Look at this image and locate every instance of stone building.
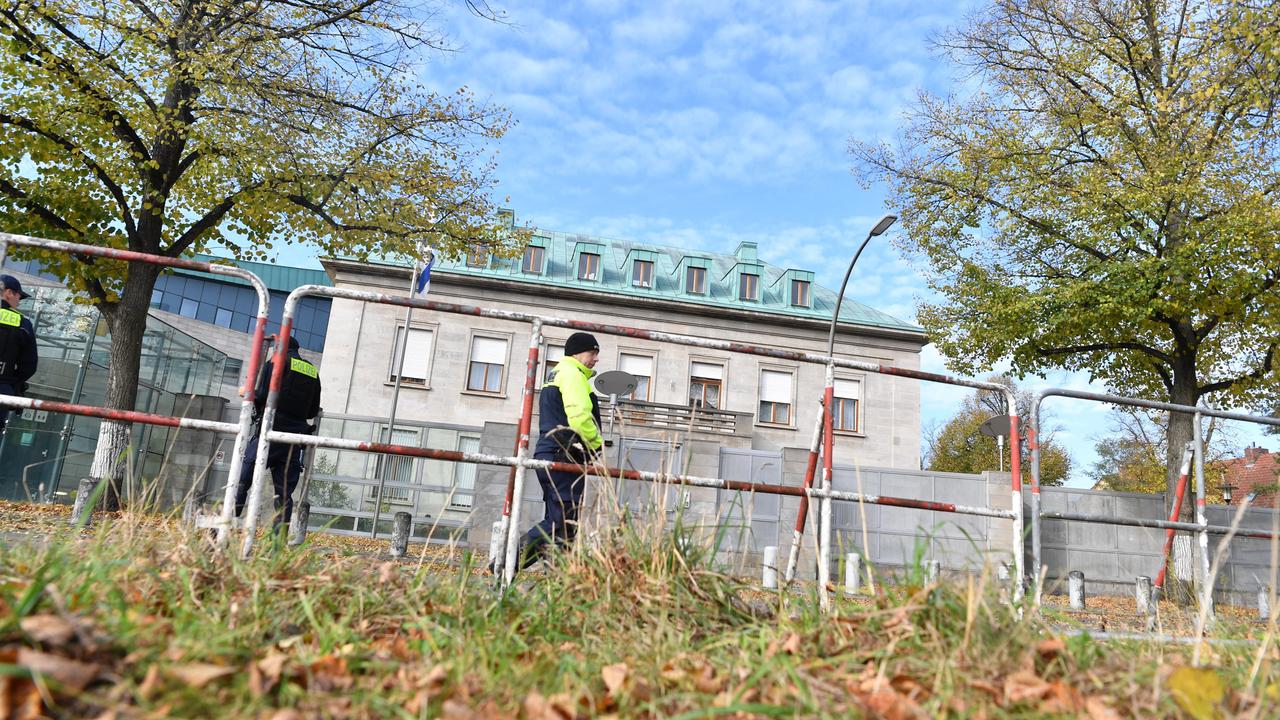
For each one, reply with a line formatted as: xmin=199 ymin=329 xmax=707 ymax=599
xmin=314 ymin=225 xmax=927 ymax=558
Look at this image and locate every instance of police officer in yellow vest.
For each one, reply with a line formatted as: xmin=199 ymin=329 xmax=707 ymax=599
xmin=517 ymin=332 xmax=603 ymax=570
xmin=0 ymin=275 xmax=38 ymax=432
xmin=235 ymin=335 xmax=321 ymax=529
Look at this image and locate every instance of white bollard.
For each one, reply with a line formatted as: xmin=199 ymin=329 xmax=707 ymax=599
xmin=1136 ymin=576 xmax=1153 ymax=616
xmin=845 ymin=553 xmax=861 ymax=595
xmin=1260 ymin=586 xmax=1271 ymax=622
xmin=762 ymin=546 xmax=778 ymax=589
xmin=1068 ymin=571 xmax=1086 ymax=610
xmin=488 ymin=520 xmax=504 ymax=572
xmin=928 ymin=560 xmax=941 ymax=584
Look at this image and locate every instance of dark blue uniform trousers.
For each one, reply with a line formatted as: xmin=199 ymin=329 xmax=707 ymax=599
xmin=0 ymin=381 xmax=14 ymax=431
xmin=518 ymin=451 xmax=585 ymax=568
xmin=235 ymin=432 xmax=305 ymax=529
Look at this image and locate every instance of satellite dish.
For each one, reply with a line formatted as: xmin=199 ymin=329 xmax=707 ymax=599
xmin=979 ymin=415 xmax=1012 ymax=438
xmin=594 ymin=370 xmax=638 ymax=398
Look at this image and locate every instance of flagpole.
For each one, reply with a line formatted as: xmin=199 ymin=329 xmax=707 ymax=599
xmin=371 ymin=247 xmax=432 ymax=538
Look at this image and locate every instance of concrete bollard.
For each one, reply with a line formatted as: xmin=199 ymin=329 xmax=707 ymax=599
xmin=1068 ymin=571 xmax=1086 ymax=610
xmin=287 ymin=501 xmax=310 ymax=547
xmin=70 ymin=478 xmax=97 ymax=527
xmin=181 ymin=490 xmax=204 ymax=528
xmin=928 ymin=560 xmax=941 ymax=584
xmin=762 ymin=545 xmax=778 ymax=589
xmin=488 ymin=521 xmax=504 ymax=572
xmin=1135 ymin=576 xmax=1153 ymax=616
xmin=389 ymin=511 xmax=412 ymax=558
xmin=845 ymin=553 xmax=861 ymax=595
xmin=1260 ymin=587 xmax=1271 ymax=622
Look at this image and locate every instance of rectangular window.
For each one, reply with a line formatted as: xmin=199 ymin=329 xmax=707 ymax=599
xmin=373 ymin=427 xmax=418 ymax=504
xmin=632 ymin=260 xmax=654 ymax=288
xmin=467 ymin=336 xmax=508 ymax=393
xmin=619 ymin=353 xmax=654 ymax=401
xmin=578 ymin=252 xmax=600 ymax=281
xmin=522 ymin=245 xmax=544 ymax=274
xmin=791 ymin=279 xmax=810 ymax=307
xmin=214 ymin=308 xmax=233 ymax=327
xmin=688 ymin=361 xmax=724 ymax=409
xmin=541 ymin=343 xmax=565 ymax=384
xmin=833 ymin=378 xmax=861 ymax=432
xmin=758 ymin=369 xmax=793 ymax=425
xmin=466 ymin=246 xmax=489 ymax=268
xmin=739 ymin=273 xmax=758 ymax=301
xmin=179 ymin=298 xmax=199 ymax=318
xmin=389 ymin=326 xmax=434 ymax=385
xmin=451 ymin=435 xmax=480 ymax=508
xmin=686 ymin=266 xmax=706 ymax=295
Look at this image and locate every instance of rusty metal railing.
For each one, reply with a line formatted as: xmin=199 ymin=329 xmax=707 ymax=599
xmin=0 ymin=232 xmax=270 ymax=542
xmin=1030 ymin=388 xmax=1280 ymax=609
xmin=250 ymin=283 xmax=1024 ymax=610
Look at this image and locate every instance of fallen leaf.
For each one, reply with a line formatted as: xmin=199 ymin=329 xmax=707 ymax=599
xmin=0 ymin=672 xmax=44 ymax=720
xmin=1036 ymin=638 xmax=1066 ymax=663
xmin=18 ymin=648 xmax=99 ymax=692
xmin=523 ymin=689 xmax=572 ymax=720
xmin=309 ymin=655 xmax=353 ymax=692
xmin=781 ymin=632 xmax=802 ymax=655
xmin=890 ymin=674 xmax=930 ymax=702
xmin=166 ymin=663 xmax=236 ymax=689
xmin=601 ymin=663 xmax=628 ymax=696
xmin=442 ymin=699 xmax=474 ymax=719
xmin=1003 ymin=670 xmax=1052 ymax=705
xmin=137 ymin=665 xmax=162 ymax=701
xmin=1038 ymin=681 xmax=1084 ymax=714
xmin=864 ymin=688 xmax=927 ymax=720
xmin=20 ymin=615 xmax=76 ymax=646
xmin=1085 ymin=697 xmax=1121 ymax=720
xmin=258 ymin=651 xmax=289 ymax=685
xmin=1169 ymin=666 xmax=1224 ymax=720
xmin=268 ymin=711 xmax=303 ymax=720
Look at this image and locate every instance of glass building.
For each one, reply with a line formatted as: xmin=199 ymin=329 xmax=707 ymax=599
xmin=0 ymin=281 xmax=232 ymax=506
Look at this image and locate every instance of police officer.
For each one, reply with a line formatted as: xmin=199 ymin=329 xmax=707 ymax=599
xmin=0 ymin=275 xmax=37 ymax=432
xmin=235 ymin=335 xmax=321 ymax=529
xmin=517 ymin=332 xmax=603 ymax=570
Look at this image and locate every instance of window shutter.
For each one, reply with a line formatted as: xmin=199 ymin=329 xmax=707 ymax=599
xmin=690 ymin=361 xmax=723 ymax=380
xmin=760 ymin=370 xmax=792 ymax=403
xmin=620 ymin=353 xmax=653 ymax=377
xmin=834 ymin=378 xmax=861 ymax=400
xmin=470 ymin=336 xmax=508 ymax=365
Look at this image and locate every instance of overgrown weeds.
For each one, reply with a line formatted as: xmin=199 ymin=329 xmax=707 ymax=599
xmin=0 ymin=506 xmax=1278 ymax=718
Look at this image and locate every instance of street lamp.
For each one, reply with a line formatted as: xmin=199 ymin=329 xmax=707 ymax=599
xmin=825 ymin=214 xmax=897 ymax=358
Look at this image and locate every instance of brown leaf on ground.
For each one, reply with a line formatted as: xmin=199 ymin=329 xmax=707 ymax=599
xmin=258 ymin=651 xmax=289 ymax=687
xmin=1085 ymin=697 xmax=1121 ymax=720
xmin=308 ymin=655 xmax=353 ymax=692
xmin=523 ymin=689 xmax=574 ymax=720
xmin=442 ymin=699 xmax=475 ymax=719
xmin=165 ymin=662 xmax=236 ymax=689
xmin=782 ymin=632 xmax=802 ymax=655
xmin=1036 ymin=638 xmax=1066 ymax=663
xmin=268 ymin=710 xmax=303 ymax=720
xmin=1038 ymin=681 xmax=1085 ymax=714
xmin=889 ymin=675 xmax=930 ymax=702
xmin=19 ymin=614 xmax=76 ymax=646
xmin=968 ymin=678 xmax=1001 ymax=700
xmin=601 ymin=663 xmax=628 ymax=696
xmin=864 ymin=688 xmax=928 ymax=720
xmin=0 ymin=671 xmax=44 ymax=720
xmin=18 ymin=648 xmax=99 ymax=692
xmin=137 ymin=665 xmax=162 ymax=701
xmin=1003 ymin=671 xmax=1052 ymax=706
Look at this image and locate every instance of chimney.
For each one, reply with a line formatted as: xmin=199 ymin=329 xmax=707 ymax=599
xmin=1244 ymin=445 xmax=1268 ymax=464
xmin=734 ymin=241 xmax=758 ymax=263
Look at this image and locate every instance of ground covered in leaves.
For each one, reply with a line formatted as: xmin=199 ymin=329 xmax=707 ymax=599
xmin=1 ymin=502 xmax=1280 ymax=718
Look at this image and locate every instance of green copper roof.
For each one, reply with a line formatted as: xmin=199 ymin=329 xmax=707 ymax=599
xmin=432 ymin=230 xmax=922 ymax=334
xmin=174 ymin=254 xmax=331 ymax=293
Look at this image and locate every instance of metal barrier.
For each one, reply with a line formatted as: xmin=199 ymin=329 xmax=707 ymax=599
xmin=252 ymin=284 xmax=1024 ymax=608
xmin=1030 ymin=388 xmax=1280 ymax=607
xmin=0 ymin=232 xmax=270 ymax=541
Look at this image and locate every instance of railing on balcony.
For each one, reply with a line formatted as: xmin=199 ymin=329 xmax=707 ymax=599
xmin=598 ymin=398 xmax=745 ymax=436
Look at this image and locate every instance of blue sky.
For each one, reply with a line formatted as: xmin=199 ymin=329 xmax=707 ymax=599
xmin=277 ymin=0 xmax=1268 ymax=484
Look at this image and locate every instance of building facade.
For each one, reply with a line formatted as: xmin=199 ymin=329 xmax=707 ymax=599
xmin=314 ymin=227 xmax=927 ymax=546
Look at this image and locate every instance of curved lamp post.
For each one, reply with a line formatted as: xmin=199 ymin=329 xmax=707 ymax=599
xmin=815 ymin=213 xmax=896 ymax=610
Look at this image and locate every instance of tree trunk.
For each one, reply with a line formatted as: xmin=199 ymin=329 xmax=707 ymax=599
xmin=1164 ymin=364 xmax=1199 ymax=603
xmin=91 ymin=264 xmax=162 ymax=511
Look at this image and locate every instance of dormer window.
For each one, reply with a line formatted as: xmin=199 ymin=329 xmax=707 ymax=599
xmin=466 ymin=246 xmax=489 ymax=268
xmin=686 ymin=266 xmax=706 ymax=295
xmin=632 ymin=259 xmax=654 ymax=288
xmin=522 ymin=244 xmax=545 ymax=274
xmin=739 ymin=272 xmax=758 ymax=301
xmin=791 ymin=279 xmax=810 ymax=307
xmin=578 ymin=252 xmax=600 ymax=281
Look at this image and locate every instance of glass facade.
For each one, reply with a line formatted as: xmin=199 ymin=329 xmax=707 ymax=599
xmin=0 ymin=283 xmax=231 ymax=504
xmin=150 ymin=274 xmax=331 ymax=352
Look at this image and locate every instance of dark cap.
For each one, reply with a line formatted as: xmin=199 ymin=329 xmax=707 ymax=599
xmin=288 ymin=336 xmax=300 ymax=350
xmin=564 ymin=332 xmax=599 ymax=357
xmin=0 ymin=275 xmax=30 ymax=300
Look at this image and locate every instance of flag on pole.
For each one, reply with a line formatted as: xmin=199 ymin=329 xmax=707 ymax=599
xmin=413 ymin=247 xmax=435 ymax=297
